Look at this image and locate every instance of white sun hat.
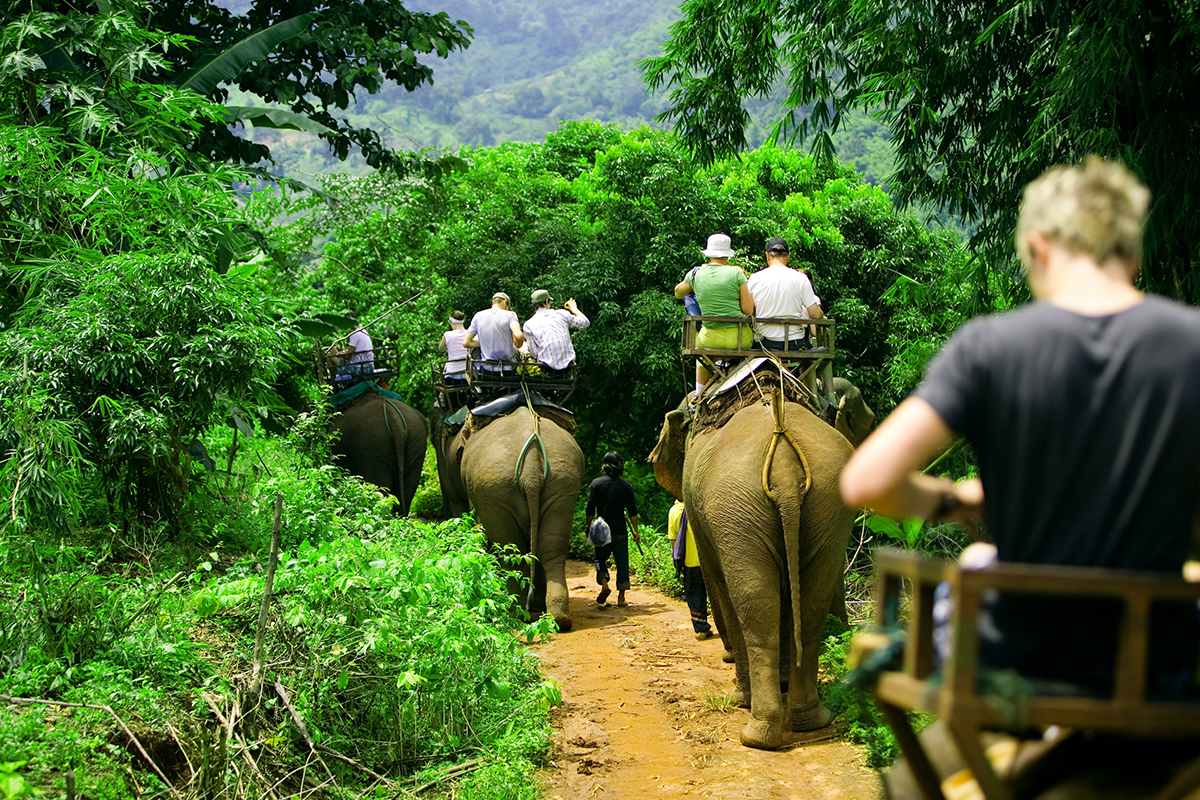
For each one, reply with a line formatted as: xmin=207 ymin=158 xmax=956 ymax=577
xmin=700 ymin=233 xmax=736 ymax=258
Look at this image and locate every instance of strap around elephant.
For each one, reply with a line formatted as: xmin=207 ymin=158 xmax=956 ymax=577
xmin=514 ymin=389 xmax=548 ymax=483
xmin=381 ymin=397 xmax=409 ymax=438
xmin=761 ymin=384 xmax=812 ymax=502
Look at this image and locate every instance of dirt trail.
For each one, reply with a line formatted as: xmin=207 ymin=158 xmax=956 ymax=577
xmin=534 ymin=560 xmax=879 ymax=800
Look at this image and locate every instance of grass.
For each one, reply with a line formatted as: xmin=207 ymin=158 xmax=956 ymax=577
xmin=0 ymin=430 xmax=558 ymax=800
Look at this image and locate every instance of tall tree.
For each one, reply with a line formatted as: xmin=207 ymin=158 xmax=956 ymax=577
xmin=6 ymin=0 xmax=473 ymax=177
xmin=642 ymin=1 xmax=1200 ymax=303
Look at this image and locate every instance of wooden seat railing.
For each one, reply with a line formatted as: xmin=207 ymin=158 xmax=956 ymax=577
xmin=681 ymin=315 xmax=836 ymax=389
xmin=870 ymin=548 xmax=1200 ymax=800
xmin=320 ymin=343 xmax=398 ymax=386
xmin=446 ymin=357 xmax=578 ymax=403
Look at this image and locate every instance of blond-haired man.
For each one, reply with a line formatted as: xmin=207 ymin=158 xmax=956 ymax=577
xmin=842 ymin=157 xmax=1200 ymax=693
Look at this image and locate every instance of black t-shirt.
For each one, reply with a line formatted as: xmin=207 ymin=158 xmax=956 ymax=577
xmin=587 ymin=476 xmax=638 ymax=541
xmin=916 ymin=297 xmax=1200 ymax=688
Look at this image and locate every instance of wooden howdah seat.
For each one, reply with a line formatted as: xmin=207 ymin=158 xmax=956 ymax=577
xmin=681 ymin=315 xmax=837 ymax=393
xmin=866 ymin=548 xmax=1200 ymax=800
xmin=432 ymin=356 xmax=578 ymax=407
xmin=320 ymin=343 xmax=398 ymax=387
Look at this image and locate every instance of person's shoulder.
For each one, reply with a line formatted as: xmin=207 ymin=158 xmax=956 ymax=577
xmin=1137 ymin=295 xmax=1200 ymax=329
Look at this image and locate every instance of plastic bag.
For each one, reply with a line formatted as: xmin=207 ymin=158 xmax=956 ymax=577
xmin=587 ymin=517 xmax=612 ymax=547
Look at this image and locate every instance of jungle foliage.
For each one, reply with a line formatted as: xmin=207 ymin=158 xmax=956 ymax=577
xmin=5 ymin=0 xmax=474 ymax=178
xmin=0 ymin=10 xmax=560 ymax=796
xmin=269 ymin=120 xmax=974 ymax=470
xmin=644 ymin=0 xmax=1200 ymax=304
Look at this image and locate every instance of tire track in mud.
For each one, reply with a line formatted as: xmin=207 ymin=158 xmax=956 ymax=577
xmin=534 ymin=560 xmax=879 ymax=799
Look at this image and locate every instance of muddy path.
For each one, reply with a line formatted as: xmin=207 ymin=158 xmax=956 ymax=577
xmin=534 ymin=560 xmax=880 ymax=799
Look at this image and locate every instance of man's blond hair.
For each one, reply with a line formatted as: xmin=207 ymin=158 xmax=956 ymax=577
xmin=1015 ymin=156 xmax=1150 ymax=269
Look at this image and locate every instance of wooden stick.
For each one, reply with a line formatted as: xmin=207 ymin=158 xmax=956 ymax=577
xmin=411 ymin=761 xmax=483 ymax=794
xmin=204 ymin=694 xmax=280 ymax=800
xmin=273 ymin=680 xmax=341 ymax=792
xmin=315 ymin=744 xmax=393 ymax=785
xmin=0 ymin=695 xmax=181 ymax=799
xmin=250 ymin=492 xmax=283 ymax=697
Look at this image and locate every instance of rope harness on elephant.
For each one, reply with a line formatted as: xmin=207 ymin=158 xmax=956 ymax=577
xmin=381 ymin=397 xmax=409 ymax=439
xmin=761 ymin=385 xmax=812 ymax=501
xmin=514 ymin=383 xmax=549 ymax=483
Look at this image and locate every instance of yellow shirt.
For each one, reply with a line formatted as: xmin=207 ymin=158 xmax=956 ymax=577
xmin=667 ymin=500 xmax=700 ymax=568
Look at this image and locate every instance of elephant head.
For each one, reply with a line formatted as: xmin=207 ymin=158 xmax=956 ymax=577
xmin=648 ymin=406 xmax=689 ymax=502
xmin=831 ymin=377 xmax=876 ymax=447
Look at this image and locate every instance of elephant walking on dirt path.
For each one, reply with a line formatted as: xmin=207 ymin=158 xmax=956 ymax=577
xmin=432 ymin=402 xmax=584 ymax=632
xmin=650 ymin=381 xmax=874 ymax=749
xmin=331 ymin=389 xmax=427 ymax=516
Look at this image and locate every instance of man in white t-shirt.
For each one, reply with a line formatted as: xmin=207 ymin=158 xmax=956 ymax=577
xmin=463 ymin=292 xmax=524 ymax=371
xmin=747 ymin=238 xmax=823 ymax=350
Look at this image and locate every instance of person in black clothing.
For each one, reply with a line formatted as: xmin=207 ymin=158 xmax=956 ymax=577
xmin=842 ymin=156 xmax=1200 ymax=694
xmin=586 ymin=451 xmax=642 ymax=607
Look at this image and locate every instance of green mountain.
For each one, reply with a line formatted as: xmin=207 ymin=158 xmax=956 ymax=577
xmin=237 ymin=0 xmax=897 ymax=187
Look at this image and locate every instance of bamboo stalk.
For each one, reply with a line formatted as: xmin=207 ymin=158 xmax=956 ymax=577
xmin=250 ymin=492 xmax=283 ymax=697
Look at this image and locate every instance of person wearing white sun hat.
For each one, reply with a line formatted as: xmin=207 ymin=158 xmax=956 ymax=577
xmin=673 ymin=233 xmax=755 ymax=392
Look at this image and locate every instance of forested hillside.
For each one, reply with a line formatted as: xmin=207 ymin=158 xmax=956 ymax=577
xmin=239 ymin=0 xmax=898 ymax=185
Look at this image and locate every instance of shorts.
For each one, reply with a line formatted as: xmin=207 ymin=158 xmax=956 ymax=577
xmin=697 ymin=325 xmax=753 ymax=350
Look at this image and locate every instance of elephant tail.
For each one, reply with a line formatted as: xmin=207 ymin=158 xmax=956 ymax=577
xmin=518 ymin=446 xmax=545 ymax=614
xmin=765 ymin=388 xmax=811 ymax=676
xmin=516 ymin=406 xmax=547 ymax=613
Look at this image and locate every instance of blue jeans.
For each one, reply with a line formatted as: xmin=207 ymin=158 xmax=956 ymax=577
xmin=594 ymin=537 xmax=630 ymax=590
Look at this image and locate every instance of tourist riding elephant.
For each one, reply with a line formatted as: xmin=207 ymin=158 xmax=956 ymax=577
xmin=330 ymin=389 xmax=427 ymax=516
xmin=431 ymin=400 xmax=584 ymax=632
xmin=649 ymin=378 xmax=874 ymax=750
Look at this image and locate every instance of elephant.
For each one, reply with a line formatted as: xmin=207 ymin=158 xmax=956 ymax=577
xmin=649 ymin=377 xmax=874 ymax=750
xmin=330 ymin=388 xmax=427 ymax=516
xmin=430 ymin=399 xmax=584 ymax=632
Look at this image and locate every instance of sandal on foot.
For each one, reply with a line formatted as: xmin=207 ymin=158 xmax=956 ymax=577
xmin=597 ymin=587 xmax=611 ymax=605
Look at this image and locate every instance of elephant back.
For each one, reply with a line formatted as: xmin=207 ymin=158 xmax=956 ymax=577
xmin=697 ymin=366 xmax=816 ymax=433
xmin=461 ymin=403 xmax=577 ymax=443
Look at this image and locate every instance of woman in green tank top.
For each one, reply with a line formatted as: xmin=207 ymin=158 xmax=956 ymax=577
xmin=673 ymin=233 xmax=755 ymax=392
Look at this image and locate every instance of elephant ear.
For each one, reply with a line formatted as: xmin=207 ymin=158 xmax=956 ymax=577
xmin=834 ymin=384 xmax=876 ymax=448
xmin=648 ymin=409 xmax=688 ymax=500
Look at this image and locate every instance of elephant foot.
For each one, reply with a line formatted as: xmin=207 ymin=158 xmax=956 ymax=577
xmin=740 ymin=717 xmax=784 ymax=750
xmin=722 ymin=648 xmax=735 ymax=663
xmin=555 ymin=614 xmax=573 ymax=633
xmin=790 ymin=702 xmax=834 ymax=732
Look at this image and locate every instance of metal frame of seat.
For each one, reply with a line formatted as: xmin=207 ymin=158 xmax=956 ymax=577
xmin=870 ymin=548 xmax=1200 ymax=800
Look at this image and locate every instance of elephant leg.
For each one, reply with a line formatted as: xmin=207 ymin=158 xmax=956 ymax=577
xmin=704 ymin=569 xmax=735 ymax=661
xmin=729 ymin=559 xmax=787 ymax=750
xmin=787 ymin=556 xmax=841 ymax=731
xmin=538 ymin=540 xmax=571 ymax=632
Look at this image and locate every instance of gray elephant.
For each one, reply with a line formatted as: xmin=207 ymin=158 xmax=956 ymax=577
xmin=649 ymin=377 xmax=874 ymax=750
xmin=330 ymin=388 xmax=427 ymax=515
xmin=431 ymin=398 xmax=584 ymax=632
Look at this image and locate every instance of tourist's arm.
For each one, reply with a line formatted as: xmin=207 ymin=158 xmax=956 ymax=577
xmin=510 ymin=318 xmax=525 ymax=348
xmin=739 ymin=282 xmax=755 ymax=315
xmin=674 ymin=278 xmax=693 ymax=299
xmin=462 ymin=331 xmax=479 ymax=349
xmin=438 ymin=336 xmax=448 ymax=353
xmin=841 ymin=397 xmax=984 ymax=528
xmin=565 ymin=298 xmax=590 ymax=328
